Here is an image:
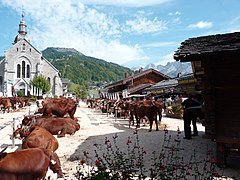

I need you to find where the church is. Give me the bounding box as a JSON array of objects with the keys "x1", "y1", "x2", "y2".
[{"x1": 0, "y1": 12, "x2": 63, "y2": 97}]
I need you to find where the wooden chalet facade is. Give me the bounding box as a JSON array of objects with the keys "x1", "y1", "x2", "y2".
[
  {"x1": 177, "y1": 73, "x2": 200, "y2": 95},
  {"x1": 174, "y1": 32, "x2": 240, "y2": 165},
  {"x1": 143, "y1": 78, "x2": 178, "y2": 97},
  {"x1": 101, "y1": 68, "x2": 170, "y2": 99},
  {"x1": 143, "y1": 73, "x2": 200, "y2": 98}
]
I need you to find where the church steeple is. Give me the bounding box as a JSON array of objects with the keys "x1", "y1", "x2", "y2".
[
  {"x1": 18, "y1": 8, "x2": 27, "y2": 35},
  {"x1": 14, "y1": 7, "x2": 29, "y2": 44}
]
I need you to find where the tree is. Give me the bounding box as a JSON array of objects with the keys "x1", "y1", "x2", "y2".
[
  {"x1": 30, "y1": 74, "x2": 51, "y2": 95},
  {"x1": 68, "y1": 82, "x2": 88, "y2": 99}
]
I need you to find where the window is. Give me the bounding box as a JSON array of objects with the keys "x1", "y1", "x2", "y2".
[
  {"x1": 17, "y1": 64, "x2": 21, "y2": 78},
  {"x1": 22, "y1": 43, "x2": 26, "y2": 51},
  {"x1": 22, "y1": 61, "x2": 25, "y2": 78},
  {"x1": 27, "y1": 64, "x2": 30, "y2": 78},
  {"x1": 17, "y1": 48, "x2": 18, "y2": 51},
  {"x1": 48, "y1": 77, "x2": 51, "y2": 87},
  {"x1": 0, "y1": 76, "x2": 2, "y2": 85}
]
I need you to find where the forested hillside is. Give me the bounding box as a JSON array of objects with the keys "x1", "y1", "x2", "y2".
[{"x1": 42, "y1": 47, "x2": 132, "y2": 86}]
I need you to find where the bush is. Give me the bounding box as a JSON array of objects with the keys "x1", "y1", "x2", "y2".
[
  {"x1": 74, "y1": 126, "x2": 228, "y2": 179},
  {"x1": 17, "y1": 90, "x2": 25, "y2": 97}
]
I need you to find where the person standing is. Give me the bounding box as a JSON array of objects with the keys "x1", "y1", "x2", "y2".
[{"x1": 182, "y1": 94, "x2": 200, "y2": 140}]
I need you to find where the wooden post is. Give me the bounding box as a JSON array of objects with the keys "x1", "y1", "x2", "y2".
[
  {"x1": 115, "y1": 106, "x2": 117, "y2": 121},
  {"x1": 12, "y1": 118, "x2": 15, "y2": 148},
  {"x1": 107, "y1": 103, "x2": 109, "y2": 117}
]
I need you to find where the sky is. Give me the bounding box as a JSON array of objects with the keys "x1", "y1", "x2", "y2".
[{"x1": 0, "y1": 0, "x2": 240, "y2": 68}]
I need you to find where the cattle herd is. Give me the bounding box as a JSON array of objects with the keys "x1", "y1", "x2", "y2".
[
  {"x1": 0, "y1": 96, "x2": 163, "y2": 179},
  {"x1": 86, "y1": 98, "x2": 163, "y2": 132},
  {"x1": 0, "y1": 97, "x2": 80, "y2": 179},
  {"x1": 0, "y1": 96, "x2": 31, "y2": 113}
]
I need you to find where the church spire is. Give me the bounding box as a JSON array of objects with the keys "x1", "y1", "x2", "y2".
[
  {"x1": 14, "y1": 6, "x2": 29, "y2": 44},
  {"x1": 18, "y1": 7, "x2": 27, "y2": 35}
]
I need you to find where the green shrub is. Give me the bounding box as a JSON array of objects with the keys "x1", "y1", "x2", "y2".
[{"x1": 17, "y1": 90, "x2": 25, "y2": 97}]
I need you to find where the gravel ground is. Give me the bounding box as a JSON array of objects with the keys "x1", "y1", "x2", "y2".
[{"x1": 1, "y1": 101, "x2": 240, "y2": 179}]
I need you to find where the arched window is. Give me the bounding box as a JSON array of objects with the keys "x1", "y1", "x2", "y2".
[
  {"x1": 17, "y1": 64, "x2": 21, "y2": 78},
  {"x1": 47, "y1": 77, "x2": 51, "y2": 83},
  {"x1": 22, "y1": 61, "x2": 25, "y2": 78},
  {"x1": 27, "y1": 64, "x2": 30, "y2": 78}
]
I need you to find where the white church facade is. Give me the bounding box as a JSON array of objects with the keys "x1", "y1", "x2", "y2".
[{"x1": 0, "y1": 12, "x2": 63, "y2": 97}]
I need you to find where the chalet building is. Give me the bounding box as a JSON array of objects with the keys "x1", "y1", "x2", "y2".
[
  {"x1": 174, "y1": 31, "x2": 240, "y2": 165},
  {"x1": 143, "y1": 78, "x2": 178, "y2": 97},
  {"x1": 177, "y1": 73, "x2": 199, "y2": 95},
  {"x1": 0, "y1": 11, "x2": 62, "y2": 97},
  {"x1": 101, "y1": 68, "x2": 170, "y2": 99},
  {"x1": 143, "y1": 73, "x2": 200, "y2": 99}
]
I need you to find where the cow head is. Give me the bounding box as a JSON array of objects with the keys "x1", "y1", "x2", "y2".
[
  {"x1": 49, "y1": 151, "x2": 63, "y2": 178},
  {"x1": 22, "y1": 115, "x2": 33, "y2": 126},
  {"x1": 12, "y1": 124, "x2": 24, "y2": 139},
  {"x1": 12, "y1": 124, "x2": 31, "y2": 139}
]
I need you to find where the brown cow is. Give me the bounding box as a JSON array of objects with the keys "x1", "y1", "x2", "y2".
[
  {"x1": 13, "y1": 125, "x2": 63, "y2": 177},
  {"x1": 36, "y1": 97, "x2": 77, "y2": 119},
  {"x1": 8, "y1": 97, "x2": 26, "y2": 110},
  {"x1": 130, "y1": 101, "x2": 159, "y2": 132},
  {"x1": 114, "y1": 100, "x2": 131, "y2": 119},
  {"x1": 137, "y1": 100, "x2": 163, "y2": 122},
  {"x1": 18, "y1": 96, "x2": 31, "y2": 106},
  {"x1": 0, "y1": 97, "x2": 11, "y2": 113},
  {"x1": 129, "y1": 100, "x2": 163, "y2": 124},
  {"x1": 22, "y1": 116, "x2": 80, "y2": 137},
  {"x1": 0, "y1": 148, "x2": 62, "y2": 179},
  {"x1": 152, "y1": 100, "x2": 163, "y2": 122},
  {"x1": 21, "y1": 126, "x2": 59, "y2": 152},
  {"x1": 36, "y1": 117, "x2": 80, "y2": 137}
]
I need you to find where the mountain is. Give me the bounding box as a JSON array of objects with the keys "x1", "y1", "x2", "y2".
[
  {"x1": 132, "y1": 61, "x2": 192, "y2": 78},
  {"x1": 156, "y1": 61, "x2": 192, "y2": 77},
  {"x1": 42, "y1": 47, "x2": 83, "y2": 59},
  {"x1": 42, "y1": 47, "x2": 131, "y2": 86},
  {"x1": 42, "y1": 47, "x2": 192, "y2": 88}
]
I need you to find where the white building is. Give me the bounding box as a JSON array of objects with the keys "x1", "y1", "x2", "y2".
[{"x1": 0, "y1": 11, "x2": 62, "y2": 97}]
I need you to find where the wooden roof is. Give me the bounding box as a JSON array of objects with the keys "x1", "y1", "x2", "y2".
[
  {"x1": 104, "y1": 79, "x2": 124, "y2": 89},
  {"x1": 174, "y1": 32, "x2": 240, "y2": 62},
  {"x1": 122, "y1": 68, "x2": 169, "y2": 84},
  {"x1": 145, "y1": 79, "x2": 178, "y2": 91},
  {"x1": 128, "y1": 82, "x2": 154, "y2": 94},
  {"x1": 105, "y1": 68, "x2": 170, "y2": 89}
]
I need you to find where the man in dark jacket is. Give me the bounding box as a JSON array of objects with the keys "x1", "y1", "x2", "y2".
[{"x1": 182, "y1": 94, "x2": 200, "y2": 140}]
